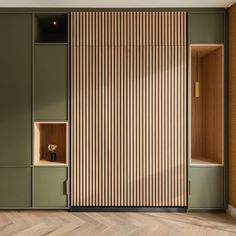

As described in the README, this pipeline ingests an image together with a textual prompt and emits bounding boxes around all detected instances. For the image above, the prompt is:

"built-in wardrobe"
[0,12,69,209]
[0,9,226,211]
[70,10,226,210]
[188,12,226,210]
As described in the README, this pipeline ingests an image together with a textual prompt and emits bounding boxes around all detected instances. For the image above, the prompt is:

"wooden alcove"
[190,45,224,165]
[34,122,68,166]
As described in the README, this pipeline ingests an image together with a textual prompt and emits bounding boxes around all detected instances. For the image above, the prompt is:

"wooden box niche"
[190,45,224,165]
[34,122,68,165]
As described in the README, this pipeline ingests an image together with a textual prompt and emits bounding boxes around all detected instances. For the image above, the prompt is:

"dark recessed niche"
[34,13,68,43]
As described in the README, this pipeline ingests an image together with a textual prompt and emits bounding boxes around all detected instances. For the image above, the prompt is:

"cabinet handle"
[189,180,191,195]
[64,180,69,195]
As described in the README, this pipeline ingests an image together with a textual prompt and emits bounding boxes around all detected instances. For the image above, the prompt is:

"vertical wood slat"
[71,11,187,207]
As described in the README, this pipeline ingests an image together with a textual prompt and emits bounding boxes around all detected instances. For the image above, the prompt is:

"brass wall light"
[195,51,200,98]
[195,81,200,98]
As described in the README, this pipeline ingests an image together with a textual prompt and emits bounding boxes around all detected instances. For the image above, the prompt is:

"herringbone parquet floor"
[0,211,235,236]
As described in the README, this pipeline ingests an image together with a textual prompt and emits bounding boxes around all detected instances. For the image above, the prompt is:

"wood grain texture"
[229,3,236,208]
[190,45,224,166]
[0,211,235,236]
[71,11,187,207]
[34,122,68,165]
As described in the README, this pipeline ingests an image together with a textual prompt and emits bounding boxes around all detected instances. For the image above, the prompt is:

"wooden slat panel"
[71,11,187,207]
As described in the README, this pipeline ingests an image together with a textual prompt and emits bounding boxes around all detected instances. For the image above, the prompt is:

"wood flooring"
[0,211,235,236]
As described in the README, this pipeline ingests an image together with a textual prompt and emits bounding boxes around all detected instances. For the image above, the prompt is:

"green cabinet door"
[34,45,68,121]
[34,167,68,208]
[188,13,225,44]
[0,14,31,165]
[189,167,224,209]
[0,167,31,207]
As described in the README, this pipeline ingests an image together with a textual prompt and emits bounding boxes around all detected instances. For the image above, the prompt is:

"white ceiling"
[0,0,235,8]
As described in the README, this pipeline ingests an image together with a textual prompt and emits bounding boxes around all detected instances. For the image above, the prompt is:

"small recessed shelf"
[35,160,67,166]
[190,44,224,166]
[191,157,224,166]
[34,122,68,166]
[34,13,68,43]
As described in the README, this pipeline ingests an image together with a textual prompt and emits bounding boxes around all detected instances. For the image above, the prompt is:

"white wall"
[0,0,235,8]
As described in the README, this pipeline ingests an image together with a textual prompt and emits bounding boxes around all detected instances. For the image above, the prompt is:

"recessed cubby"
[34,122,68,166]
[190,45,224,166]
[34,13,68,43]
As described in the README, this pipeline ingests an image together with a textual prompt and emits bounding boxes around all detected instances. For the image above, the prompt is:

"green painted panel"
[189,13,224,44]
[0,14,32,165]
[0,167,31,207]
[189,167,224,209]
[34,167,68,208]
[34,45,68,121]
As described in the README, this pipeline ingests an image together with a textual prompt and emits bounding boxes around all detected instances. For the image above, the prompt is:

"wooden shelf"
[34,160,68,166]
[191,157,224,166]
[34,122,68,166]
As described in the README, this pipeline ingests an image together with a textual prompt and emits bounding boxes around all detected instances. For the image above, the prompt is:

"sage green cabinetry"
[0,14,31,165]
[33,39,69,208]
[188,12,224,44]
[188,11,225,210]
[34,167,68,208]
[0,13,69,209]
[34,44,68,121]
[0,168,31,207]
[188,167,224,209]
[0,13,32,208]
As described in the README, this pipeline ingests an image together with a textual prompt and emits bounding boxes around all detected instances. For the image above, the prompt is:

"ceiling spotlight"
[52,21,57,25]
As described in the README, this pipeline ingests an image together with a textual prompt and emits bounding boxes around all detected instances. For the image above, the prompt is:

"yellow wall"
[229,3,236,208]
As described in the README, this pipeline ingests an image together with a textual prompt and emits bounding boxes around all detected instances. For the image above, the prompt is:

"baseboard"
[70,207,187,212]
[227,204,236,219]
[188,208,226,212]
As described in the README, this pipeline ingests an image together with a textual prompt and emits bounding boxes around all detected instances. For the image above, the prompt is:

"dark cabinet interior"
[34,13,68,43]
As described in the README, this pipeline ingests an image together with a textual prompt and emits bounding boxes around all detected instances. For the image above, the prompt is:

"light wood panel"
[190,45,224,166]
[229,3,236,208]
[34,122,68,165]
[71,11,187,207]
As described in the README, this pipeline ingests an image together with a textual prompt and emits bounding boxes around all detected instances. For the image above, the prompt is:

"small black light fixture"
[52,20,57,26]
[48,144,57,162]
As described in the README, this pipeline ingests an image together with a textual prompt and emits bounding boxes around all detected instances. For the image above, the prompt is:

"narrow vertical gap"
[136,12,140,207]
[123,12,127,206]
